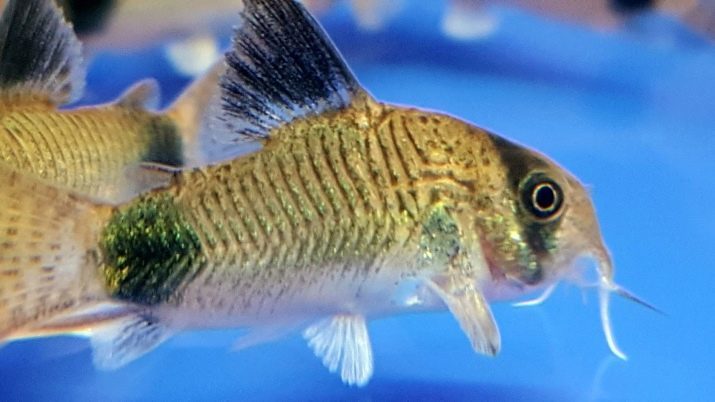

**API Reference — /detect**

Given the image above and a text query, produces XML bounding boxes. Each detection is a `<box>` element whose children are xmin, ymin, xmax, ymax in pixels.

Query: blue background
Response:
<box><xmin>1</xmin><ymin>1</ymin><xmax>713</xmax><ymax>400</ymax></box>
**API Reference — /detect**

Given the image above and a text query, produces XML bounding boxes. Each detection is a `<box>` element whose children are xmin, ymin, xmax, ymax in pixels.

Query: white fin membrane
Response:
<box><xmin>303</xmin><ymin>315</ymin><xmax>373</xmax><ymax>387</ymax></box>
<box><xmin>90</xmin><ymin>314</ymin><xmax>171</xmax><ymax>370</ymax></box>
<box><xmin>428</xmin><ymin>278</ymin><xmax>501</xmax><ymax>356</ymax></box>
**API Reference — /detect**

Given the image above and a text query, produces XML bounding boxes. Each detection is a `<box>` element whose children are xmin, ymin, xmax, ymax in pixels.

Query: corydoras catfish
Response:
<box><xmin>0</xmin><ymin>0</ymin><xmax>221</xmax><ymax>201</ymax></box>
<box><xmin>0</xmin><ymin>0</ymin><xmax>649</xmax><ymax>386</ymax></box>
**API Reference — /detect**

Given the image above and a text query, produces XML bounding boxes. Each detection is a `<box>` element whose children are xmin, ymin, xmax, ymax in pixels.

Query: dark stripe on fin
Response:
<box><xmin>217</xmin><ymin>0</ymin><xmax>364</xmax><ymax>145</ymax></box>
<box><xmin>0</xmin><ymin>0</ymin><xmax>85</xmax><ymax>104</ymax></box>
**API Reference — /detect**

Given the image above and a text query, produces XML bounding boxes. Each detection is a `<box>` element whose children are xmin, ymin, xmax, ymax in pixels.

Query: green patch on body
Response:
<box><xmin>100</xmin><ymin>194</ymin><xmax>203</xmax><ymax>305</ymax></box>
<box><xmin>418</xmin><ymin>204</ymin><xmax>461</xmax><ymax>270</ymax></box>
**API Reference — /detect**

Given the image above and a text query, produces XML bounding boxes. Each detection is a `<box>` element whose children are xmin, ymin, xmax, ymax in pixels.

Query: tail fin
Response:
<box><xmin>0</xmin><ymin>163</ymin><xmax>110</xmax><ymax>340</ymax></box>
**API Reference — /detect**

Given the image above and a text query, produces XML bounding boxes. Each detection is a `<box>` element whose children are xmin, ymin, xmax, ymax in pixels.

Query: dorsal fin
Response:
<box><xmin>167</xmin><ymin>61</ymin><xmax>226</xmax><ymax>167</ymax></box>
<box><xmin>0</xmin><ymin>0</ymin><xmax>85</xmax><ymax>105</ymax></box>
<box><xmin>204</xmin><ymin>0</ymin><xmax>366</xmax><ymax>162</ymax></box>
<box><xmin>117</xmin><ymin>79</ymin><xmax>161</xmax><ymax>110</ymax></box>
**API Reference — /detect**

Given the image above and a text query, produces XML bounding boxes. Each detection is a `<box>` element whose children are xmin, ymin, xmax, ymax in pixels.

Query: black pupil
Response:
<box><xmin>534</xmin><ymin>184</ymin><xmax>556</xmax><ymax>211</ymax></box>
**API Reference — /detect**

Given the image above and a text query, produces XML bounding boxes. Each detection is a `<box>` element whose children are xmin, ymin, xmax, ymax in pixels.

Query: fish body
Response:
<box><xmin>0</xmin><ymin>0</ymin><xmax>222</xmax><ymax>200</ymax></box>
<box><xmin>0</xmin><ymin>0</ymin><xmax>643</xmax><ymax>386</ymax></box>
<box><xmin>117</xmin><ymin>99</ymin><xmax>511</xmax><ymax>326</ymax></box>
<box><xmin>0</xmin><ymin>97</ymin><xmax>181</xmax><ymax>200</ymax></box>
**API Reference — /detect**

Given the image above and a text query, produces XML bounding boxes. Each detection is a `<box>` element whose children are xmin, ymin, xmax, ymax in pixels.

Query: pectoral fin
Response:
<box><xmin>89</xmin><ymin>314</ymin><xmax>171</xmax><ymax>370</ymax></box>
<box><xmin>303</xmin><ymin>315</ymin><xmax>373</xmax><ymax>386</ymax></box>
<box><xmin>428</xmin><ymin>277</ymin><xmax>501</xmax><ymax>356</ymax></box>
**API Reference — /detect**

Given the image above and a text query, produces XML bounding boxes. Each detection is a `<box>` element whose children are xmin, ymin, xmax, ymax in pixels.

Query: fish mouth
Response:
<box><xmin>478</xmin><ymin>237</ymin><xmax>542</xmax><ymax>299</ymax></box>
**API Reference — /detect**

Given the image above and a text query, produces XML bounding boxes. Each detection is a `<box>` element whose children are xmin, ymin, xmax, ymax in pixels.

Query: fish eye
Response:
<box><xmin>521</xmin><ymin>173</ymin><xmax>564</xmax><ymax>220</ymax></box>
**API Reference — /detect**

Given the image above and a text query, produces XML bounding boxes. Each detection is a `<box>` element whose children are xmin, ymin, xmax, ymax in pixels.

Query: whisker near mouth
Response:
<box><xmin>611</xmin><ymin>285</ymin><xmax>665</xmax><ymax>316</ymax></box>
<box><xmin>598</xmin><ymin>284</ymin><xmax>628</xmax><ymax>360</ymax></box>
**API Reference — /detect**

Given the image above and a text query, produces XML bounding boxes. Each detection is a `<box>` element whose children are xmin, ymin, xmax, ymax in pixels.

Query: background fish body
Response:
<box><xmin>0</xmin><ymin>100</ymin><xmax>180</xmax><ymax>200</ymax></box>
<box><xmin>0</xmin><ymin>0</ymin><xmax>222</xmax><ymax>200</ymax></box>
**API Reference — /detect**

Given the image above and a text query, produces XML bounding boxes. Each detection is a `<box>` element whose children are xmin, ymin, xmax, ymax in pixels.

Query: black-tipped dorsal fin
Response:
<box><xmin>0</xmin><ymin>0</ymin><xmax>85</xmax><ymax>105</ymax></box>
<box><xmin>204</xmin><ymin>0</ymin><xmax>366</xmax><ymax>162</ymax></box>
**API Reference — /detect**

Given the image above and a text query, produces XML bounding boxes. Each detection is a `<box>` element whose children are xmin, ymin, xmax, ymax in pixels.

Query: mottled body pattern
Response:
<box><xmin>0</xmin><ymin>0</ymin><xmax>644</xmax><ymax>386</ymax></box>
<box><xmin>0</xmin><ymin>166</ymin><xmax>112</xmax><ymax>339</ymax></box>
<box><xmin>108</xmin><ymin>98</ymin><xmax>514</xmax><ymax>325</ymax></box>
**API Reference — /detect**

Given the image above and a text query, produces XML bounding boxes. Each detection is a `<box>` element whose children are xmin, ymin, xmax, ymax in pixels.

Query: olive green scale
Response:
<box><xmin>100</xmin><ymin>102</ymin><xmax>503</xmax><ymax>310</ymax></box>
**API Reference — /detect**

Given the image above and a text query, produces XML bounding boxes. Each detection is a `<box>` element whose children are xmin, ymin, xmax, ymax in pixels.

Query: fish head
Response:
<box><xmin>473</xmin><ymin>135</ymin><xmax>610</xmax><ymax>291</ymax></box>
<box><xmin>478</xmin><ymin>134</ymin><xmax>648</xmax><ymax>359</ymax></box>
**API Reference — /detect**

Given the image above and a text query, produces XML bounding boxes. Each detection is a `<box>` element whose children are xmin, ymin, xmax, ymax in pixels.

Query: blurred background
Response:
<box><xmin>1</xmin><ymin>0</ymin><xmax>714</xmax><ymax>400</ymax></box>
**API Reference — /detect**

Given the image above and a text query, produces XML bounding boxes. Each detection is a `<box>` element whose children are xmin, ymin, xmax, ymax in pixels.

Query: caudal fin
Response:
<box><xmin>0</xmin><ymin>163</ymin><xmax>110</xmax><ymax>340</ymax></box>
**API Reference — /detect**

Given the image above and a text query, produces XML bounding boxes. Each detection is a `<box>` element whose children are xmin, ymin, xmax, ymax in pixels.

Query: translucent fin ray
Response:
<box><xmin>6</xmin><ymin>303</ymin><xmax>136</xmax><ymax>341</ymax></box>
<box><xmin>428</xmin><ymin>278</ymin><xmax>501</xmax><ymax>356</ymax></box>
<box><xmin>303</xmin><ymin>315</ymin><xmax>373</xmax><ymax>386</ymax></box>
<box><xmin>90</xmin><ymin>314</ymin><xmax>171</xmax><ymax>370</ymax></box>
